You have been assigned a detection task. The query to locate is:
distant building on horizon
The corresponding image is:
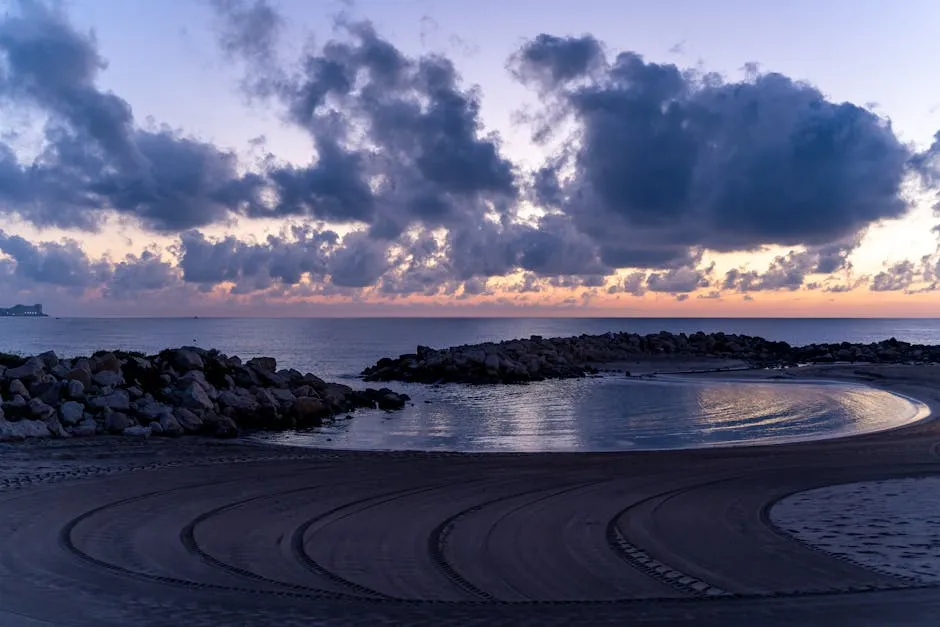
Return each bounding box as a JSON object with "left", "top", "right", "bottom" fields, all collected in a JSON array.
[{"left": 0, "top": 304, "right": 47, "bottom": 317}]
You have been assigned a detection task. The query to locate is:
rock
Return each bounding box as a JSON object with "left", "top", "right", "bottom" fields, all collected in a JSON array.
[
  {"left": 3, "top": 358, "right": 44, "bottom": 382},
  {"left": 218, "top": 388, "right": 258, "bottom": 413},
  {"left": 59, "top": 401, "right": 85, "bottom": 426},
  {"left": 247, "top": 356, "right": 277, "bottom": 373},
  {"left": 376, "top": 390, "right": 408, "bottom": 411},
  {"left": 203, "top": 412, "right": 238, "bottom": 438},
  {"left": 31, "top": 377, "right": 61, "bottom": 405},
  {"left": 180, "top": 382, "right": 213, "bottom": 411},
  {"left": 0, "top": 417, "right": 51, "bottom": 441},
  {"left": 8, "top": 379, "right": 29, "bottom": 398},
  {"left": 93, "top": 370, "right": 124, "bottom": 388},
  {"left": 91, "top": 352, "right": 121, "bottom": 374},
  {"left": 126, "top": 386, "right": 144, "bottom": 400},
  {"left": 123, "top": 425, "right": 151, "bottom": 438},
  {"left": 66, "top": 367, "right": 93, "bottom": 389},
  {"left": 135, "top": 398, "right": 174, "bottom": 423},
  {"left": 173, "top": 349, "right": 204, "bottom": 372},
  {"left": 292, "top": 396, "right": 329, "bottom": 426},
  {"left": 3, "top": 394, "right": 28, "bottom": 418},
  {"left": 89, "top": 389, "right": 131, "bottom": 412},
  {"left": 28, "top": 398, "right": 55, "bottom": 421},
  {"left": 70, "top": 418, "right": 98, "bottom": 437},
  {"left": 37, "top": 350, "right": 59, "bottom": 370},
  {"left": 270, "top": 387, "right": 296, "bottom": 407},
  {"left": 159, "top": 413, "right": 183, "bottom": 436},
  {"left": 105, "top": 411, "right": 133, "bottom": 433},
  {"left": 484, "top": 353, "right": 501, "bottom": 372},
  {"left": 66, "top": 379, "right": 85, "bottom": 399},
  {"left": 173, "top": 407, "right": 204, "bottom": 433}
]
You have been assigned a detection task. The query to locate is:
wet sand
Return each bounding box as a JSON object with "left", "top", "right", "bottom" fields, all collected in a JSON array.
[{"left": 2, "top": 364, "right": 940, "bottom": 626}]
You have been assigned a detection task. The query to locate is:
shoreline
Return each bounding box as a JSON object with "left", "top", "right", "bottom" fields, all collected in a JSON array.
[{"left": 3, "top": 364, "right": 940, "bottom": 624}]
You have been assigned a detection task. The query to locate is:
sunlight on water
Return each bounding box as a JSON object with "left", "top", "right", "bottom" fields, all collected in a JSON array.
[{"left": 261, "top": 376, "right": 929, "bottom": 453}]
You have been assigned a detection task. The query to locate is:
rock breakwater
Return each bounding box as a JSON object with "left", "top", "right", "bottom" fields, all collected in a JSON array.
[
  {"left": 362, "top": 332, "right": 940, "bottom": 384},
  {"left": 0, "top": 348, "right": 408, "bottom": 442}
]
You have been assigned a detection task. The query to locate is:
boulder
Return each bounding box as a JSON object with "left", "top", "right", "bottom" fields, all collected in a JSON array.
[
  {"left": 4, "top": 358, "right": 44, "bottom": 382},
  {"left": 93, "top": 370, "right": 124, "bottom": 388},
  {"left": 135, "top": 398, "right": 174, "bottom": 423},
  {"left": 8, "top": 379, "right": 29, "bottom": 398},
  {"left": 37, "top": 350, "right": 59, "bottom": 370},
  {"left": 28, "top": 398, "right": 56, "bottom": 421},
  {"left": 0, "top": 417, "right": 51, "bottom": 441},
  {"left": 105, "top": 411, "right": 133, "bottom": 433},
  {"left": 173, "top": 349, "right": 205, "bottom": 372},
  {"left": 173, "top": 408, "right": 204, "bottom": 433},
  {"left": 218, "top": 388, "right": 258, "bottom": 413},
  {"left": 247, "top": 356, "right": 276, "bottom": 373},
  {"left": 270, "top": 387, "right": 296, "bottom": 408},
  {"left": 89, "top": 389, "right": 131, "bottom": 412},
  {"left": 123, "top": 425, "right": 151, "bottom": 438},
  {"left": 70, "top": 418, "right": 98, "bottom": 437},
  {"left": 180, "top": 382, "right": 214, "bottom": 411},
  {"left": 31, "top": 377, "right": 61, "bottom": 405},
  {"left": 66, "top": 367, "right": 93, "bottom": 389},
  {"left": 292, "top": 396, "right": 329, "bottom": 426},
  {"left": 91, "top": 352, "right": 122, "bottom": 374},
  {"left": 66, "top": 379, "right": 85, "bottom": 399},
  {"left": 158, "top": 413, "right": 183, "bottom": 437},
  {"left": 203, "top": 412, "right": 238, "bottom": 438},
  {"left": 59, "top": 401, "right": 85, "bottom": 426}
]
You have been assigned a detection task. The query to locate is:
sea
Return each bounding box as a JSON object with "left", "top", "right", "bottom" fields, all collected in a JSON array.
[{"left": 1, "top": 317, "right": 937, "bottom": 452}]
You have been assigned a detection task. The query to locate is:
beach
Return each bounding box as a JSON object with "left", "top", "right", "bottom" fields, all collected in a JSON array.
[{"left": 2, "top": 363, "right": 940, "bottom": 625}]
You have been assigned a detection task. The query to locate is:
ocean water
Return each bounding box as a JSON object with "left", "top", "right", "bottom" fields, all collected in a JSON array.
[{"left": 0, "top": 317, "right": 935, "bottom": 452}]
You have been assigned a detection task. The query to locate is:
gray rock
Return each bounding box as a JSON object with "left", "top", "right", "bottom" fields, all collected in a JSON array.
[
  {"left": 66, "top": 379, "right": 85, "bottom": 399},
  {"left": 136, "top": 398, "right": 174, "bottom": 423},
  {"left": 37, "top": 350, "right": 59, "bottom": 370},
  {"left": 159, "top": 413, "right": 183, "bottom": 437},
  {"left": 484, "top": 353, "right": 501, "bottom": 372},
  {"left": 181, "top": 382, "right": 213, "bottom": 411},
  {"left": 173, "top": 349, "right": 204, "bottom": 372},
  {"left": 70, "top": 418, "right": 98, "bottom": 437},
  {"left": 91, "top": 352, "right": 121, "bottom": 374},
  {"left": 203, "top": 412, "right": 238, "bottom": 438},
  {"left": 293, "top": 396, "right": 328, "bottom": 425},
  {"left": 28, "top": 398, "right": 56, "bottom": 421},
  {"left": 93, "top": 370, "right": 124, "bottom": 388},
  {"left": 0, "top": 418, "right": 51, "bottom": 441},
  {"left": 126, "top": 385, "right": 143, "bottom": 399},
  {"left": 270, "top": 387, "right": 296, "bottom": 407},
  {"left": 89, "top": 389, "right": 131, "bottom": 412},
  {"left": 173, "top": 408, "right": 204, "bottom": 433},
  {"left": 8, "top": 379, "right": 29, "bottom": 398},
  {"left": 51, "top": 363, "right": 70, "bottom": 379},
  {"left": 59, "top": 401, "right": 85, "bottom": 426},
  {"left": 148, "top": 420, "right": 163, "bottom": 434},
  {"left": 247, "top": 356, "right": 276, "bottom": 373},
  {"left": 218, "top": 388, "right": 258, "bottom": 412},
  {"left": 105, "top": 411, "right": 133, "bottom": 433},
  {"left": 66, "top": 367, "right": 92, "bottom": 389},
  {"left": 123, "top": 425, "right": 151, "bottom": 438},
  {"left": 4, "top": 358, "right": 44, "bottom": 381}
]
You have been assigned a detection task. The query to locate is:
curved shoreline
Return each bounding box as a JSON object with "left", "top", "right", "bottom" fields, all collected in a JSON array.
[{"left": 2, "top": 364, "right": 940, "bottom": 626}]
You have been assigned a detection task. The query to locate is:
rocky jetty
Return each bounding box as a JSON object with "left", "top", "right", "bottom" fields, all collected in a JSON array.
[
  {"left": 0, "top": 348, "right": 409, "bottom": 442},
  {"left": 362, "top": 332, "right": 940, "bottom": 384}
]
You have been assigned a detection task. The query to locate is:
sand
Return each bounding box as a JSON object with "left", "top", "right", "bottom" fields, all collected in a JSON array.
[{"left": 1, "top": 363, "right": 940, "bottom": 626}]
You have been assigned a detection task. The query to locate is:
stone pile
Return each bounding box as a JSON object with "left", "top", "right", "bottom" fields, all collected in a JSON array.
[
  {"left": 0, "top": 347, "right": 409, "bottom": 442},
  {"left": 362, "top": 332, "right": 940, "bottom": 384}
]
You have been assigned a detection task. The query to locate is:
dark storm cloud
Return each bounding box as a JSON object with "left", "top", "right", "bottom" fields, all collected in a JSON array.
[
  {"left": 104, "top": 251, "right": 180, "bottom": 298},
  {"left": 327, "top": 231, "right": 391, "bottom": 288},
  {"left": 0, "top": 1, "right": 263, "bottom": 231},
  {"left": 0, "top": 230, "right": 110, "bottom": 286},
  {"left": 515, "top": 36, "right": 915, "bottom": 269},
  {"left": 646, "top": 266, "right": 712, "bottom": 293},
  {"left": 510, "top": 34, "right": 605, "bottom": 89},
  {"left": 211, "top": 0, "right": 282, "bottom": 67},
  {"left": 177, "top": 227, "right": 339, "bottom": 291},
  {"left": 213, "top": 8, "right": 518, "bottom": 235}
]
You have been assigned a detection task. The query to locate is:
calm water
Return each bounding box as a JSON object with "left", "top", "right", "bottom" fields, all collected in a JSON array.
[{"left": 1, "top": 317, "right": 935, "bottom": 452}]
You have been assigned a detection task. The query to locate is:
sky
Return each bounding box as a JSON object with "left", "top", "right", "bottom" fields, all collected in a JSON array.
[{"left": 1, "top": 0, "right": 940, "bottom": 317}]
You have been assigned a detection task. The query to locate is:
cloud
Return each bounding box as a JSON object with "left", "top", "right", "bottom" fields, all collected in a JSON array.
[
  {"left": 176, "top": 227, "right": 339, "bottom": 292},
  {"left": 0, "top": 229, "right": 110, "bottom": 286},
  {"left": 515, "top": 35, "right": 915, "bottom": 269},
  {"left": 0, "top": 1, "right": 263, "bottom": 231},
  {"left": 104, "top": 251, "right": 181, "bottom": 298},
  {"left": 646, "top": 265, "right": 712, "bottom": 293},
  {"left": 870, "top": 260, "right": 916, "bottom": 292},
  {"left": 509, "top": 33, "right": 605, "bottom": 89}
]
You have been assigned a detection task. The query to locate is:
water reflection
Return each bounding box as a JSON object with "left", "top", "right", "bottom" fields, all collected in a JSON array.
[{"left": 262, "top": 376, "right": 928, "bottom": 453}]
